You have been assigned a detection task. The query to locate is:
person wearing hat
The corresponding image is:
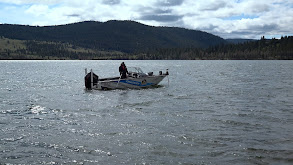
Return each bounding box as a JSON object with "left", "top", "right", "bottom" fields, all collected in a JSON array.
[{"left": 119, "top": 62, "right": 128, "bottom": 79}]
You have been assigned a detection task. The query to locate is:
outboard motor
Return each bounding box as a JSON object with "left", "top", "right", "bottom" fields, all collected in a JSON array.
[
  {"left": 165, "top": 69, "right": 169, "bottom": 75},
  {"left": 148, "top": 72, "right": 153, "bottom": 76},
  {"left": 85, "top": 72, "right": 98, "bottom": 89}
]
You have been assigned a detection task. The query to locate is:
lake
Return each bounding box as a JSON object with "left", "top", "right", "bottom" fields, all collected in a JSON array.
[{"left": 0, "top": 60, "right": 292, "bottom": 164}]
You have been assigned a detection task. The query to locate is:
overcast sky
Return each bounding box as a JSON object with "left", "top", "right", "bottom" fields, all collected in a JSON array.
[{"left": 0, "top": 0, "right": 292, "bottom": 39}]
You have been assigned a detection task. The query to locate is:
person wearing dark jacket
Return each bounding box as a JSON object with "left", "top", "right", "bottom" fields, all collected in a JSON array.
[{"left": 119, "top": 62, "right": 128, "bottom": 79}]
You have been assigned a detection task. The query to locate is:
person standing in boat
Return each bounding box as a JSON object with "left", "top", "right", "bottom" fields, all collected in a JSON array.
[{"left": 119, "top": 62, "right": 128, "bottom": 79}]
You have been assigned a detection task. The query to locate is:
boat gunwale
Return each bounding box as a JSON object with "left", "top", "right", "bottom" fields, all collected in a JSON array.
[{"left": 98, "top": 74, "right": 167, "bottom": 82}]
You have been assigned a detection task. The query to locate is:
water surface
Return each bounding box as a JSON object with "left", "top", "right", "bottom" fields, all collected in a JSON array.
[{"left": 0, "top": 60, "right": 292, "bottom": 164}]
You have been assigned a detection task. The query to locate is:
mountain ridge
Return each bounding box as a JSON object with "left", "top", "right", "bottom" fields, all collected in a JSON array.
[{"left": 0, "top": 20, "right": 226, "bottom": 53}]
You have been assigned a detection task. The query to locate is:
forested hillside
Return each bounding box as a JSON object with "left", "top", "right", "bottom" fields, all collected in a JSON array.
[
  {"left": 1, "top": 36, "right": 292, "bottom": 60},
  {"left": 144, "top": 36, "right": 293, "bottom": 60},
  {"left": 0, "top": 20, "right": 225, "bottom": 53},
  {"left": 0, "top": 37, "right": 128, "bottom": 60},
  {"left": 0, "top": 21, "right": 292, "bottom": 60}
]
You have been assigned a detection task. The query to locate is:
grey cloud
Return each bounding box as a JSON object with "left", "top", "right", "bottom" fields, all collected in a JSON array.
[
  {"left": 102, "top": 0, "right": 120, "bottom": 5},
  {"left": 201, "top": 24, "right": 219, "bottom": 31},
  {"left": 156, "top": 0, "right": 185, "bottom": 6},
  {"left": 139, "top": 14, "right": 183, "bottom": 22},
  {"left": 201, "top": 1, "right": 227, "bottom": 11},
  {"left": 67, "top": 14, "right": 80, "bottom": 17},
  {"left": 137, "top": 7, "right": 173, "bottom": 15},
  {"left": 153, "top": 8, "right": 173, "bottom": 15},
  {"left": 136, "top": 5, "right": 183, "bottom": 23},
  {"left": 215, "top": 23, "right": 281, "bottom": 39},
  {"left": 250, "top": 3, "right": 270, "bottom": 13},
  {"left": 249, "top": 23, "right": 279, "bottom": 32}
]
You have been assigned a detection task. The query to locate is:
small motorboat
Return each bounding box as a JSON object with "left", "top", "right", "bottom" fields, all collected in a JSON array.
[{"left": 84, "top": 67, "right": 169, "bottom": 90}]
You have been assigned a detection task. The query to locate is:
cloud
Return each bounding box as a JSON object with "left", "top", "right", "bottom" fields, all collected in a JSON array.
[
  {"left": 140, "top": 14, "right": 183, "bottom": 22},
  {"left": 25, "top": 4, "right": 49, "bottom": 16},
  {"left": 200, "top": 0, "right": 227, "bottom": 11},
  {"left": 0, "top": 0, "right": 61, "bottom": 5},
  {"left": 177, "top": 0, "right": 293, "bottom": 39},
  {"left": 0, "top": 0, "right": 292, "bottom": 39},
  {"left": 250, "top": 24, "right": 280, "bottom": 33},
  {"left": 155, "top": 0, "right": 185, "bottom": 6},
  {"left": 67, "top": 14, "right": 80, "bottom": 17},
  {"left": 102, "top": 0, "right": 120, "bottom": 5},
  {"left": 136, "top": 6, "right": 183, "bottom": 23}
]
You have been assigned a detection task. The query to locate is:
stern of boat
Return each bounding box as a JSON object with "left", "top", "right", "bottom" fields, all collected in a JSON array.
[{"left": 84, "top": 69, "right": 99, "bottom": 90}]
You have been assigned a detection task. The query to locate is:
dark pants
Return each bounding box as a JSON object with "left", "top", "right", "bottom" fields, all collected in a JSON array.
[{"left": 121, "top": 72, "right": 127, "bottom": 79}]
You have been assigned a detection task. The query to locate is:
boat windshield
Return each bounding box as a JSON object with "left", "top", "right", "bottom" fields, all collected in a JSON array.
[{"left": 128, "top": 67, "right": 144, "bottom": 74}]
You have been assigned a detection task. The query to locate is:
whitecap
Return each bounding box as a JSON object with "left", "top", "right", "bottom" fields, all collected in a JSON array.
[{"left": 30, "top": 105, "right": 46, "bottom": 114}]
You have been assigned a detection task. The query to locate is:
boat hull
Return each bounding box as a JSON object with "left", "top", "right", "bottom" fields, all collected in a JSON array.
[
  {"left": 96, "top": 75, "right": 167, "bottom": 90},
  {"left": 84, "top": 67, "right": 169, "bottom": 90}
]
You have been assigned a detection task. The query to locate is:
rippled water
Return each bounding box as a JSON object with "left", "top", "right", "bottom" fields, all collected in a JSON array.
[{"left": 0, "top": 60, "right": 292, "bottom": 164}]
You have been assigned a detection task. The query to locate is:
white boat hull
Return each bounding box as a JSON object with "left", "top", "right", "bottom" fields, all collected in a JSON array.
[{"left": 97, "top": 75, "right": 167, "bottom": 90}]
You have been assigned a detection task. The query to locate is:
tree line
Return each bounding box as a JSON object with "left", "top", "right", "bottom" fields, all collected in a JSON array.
[
  {"left": 0, "top": 36, "right": 292, "bottom": 60},
  {"left": 138, "top": 36, "right": 293, "bottom": 60}
]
